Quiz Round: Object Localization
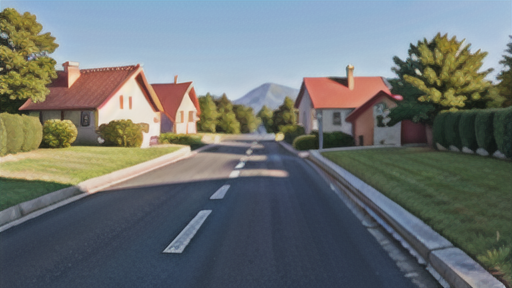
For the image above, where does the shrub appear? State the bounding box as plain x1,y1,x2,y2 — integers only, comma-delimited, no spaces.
21,115,43,152
0,112,24,154
279,125,305,144
433,112,449,149
444,112,462,150
97,120,144,147
323,131,355,148
293,135,317,150
0,117,6,156
41,119,78,148
159,133,202,146
493,107,512,158
458,110,479,151
475,109,498,154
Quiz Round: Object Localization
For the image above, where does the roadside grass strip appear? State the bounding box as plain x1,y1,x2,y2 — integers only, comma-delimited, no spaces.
210,184,230,200
163,210,212,253
321,147,512,285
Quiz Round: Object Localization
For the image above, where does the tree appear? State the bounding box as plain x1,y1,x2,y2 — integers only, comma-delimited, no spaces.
214,94,240,134
233,104,260,133
0,8,59,114
257,105,274,133
388,33,504,126
271,96,297,132
197,93,218,133
496,35,512,107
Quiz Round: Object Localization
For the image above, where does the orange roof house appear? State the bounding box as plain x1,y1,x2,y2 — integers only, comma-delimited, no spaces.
20,61,164,147
152,76,201,134
295,65,402,147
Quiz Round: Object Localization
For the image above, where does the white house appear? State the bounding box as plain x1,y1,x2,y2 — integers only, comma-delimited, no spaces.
19,61,164,148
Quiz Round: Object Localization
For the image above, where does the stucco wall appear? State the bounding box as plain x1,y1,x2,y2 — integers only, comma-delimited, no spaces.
98,77,160,148
321,109,354,136
352,96,399,146
174,91,198,134
353,107,374,146
298,90,313,134
37,110,99,145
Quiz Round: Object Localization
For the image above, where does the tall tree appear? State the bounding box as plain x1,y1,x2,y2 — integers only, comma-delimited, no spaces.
214,94,240,134
0,8,59,114
257,105,274,133
271,96,297,132
197,93,218,133
496,35,512,107
388,33,504,126
233,104,259,133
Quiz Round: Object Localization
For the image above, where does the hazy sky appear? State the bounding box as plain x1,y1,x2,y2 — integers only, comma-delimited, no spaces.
2,0,511,101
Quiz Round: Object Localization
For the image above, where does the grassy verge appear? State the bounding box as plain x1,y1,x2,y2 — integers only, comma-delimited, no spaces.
0,146,182,210
322,147,512,285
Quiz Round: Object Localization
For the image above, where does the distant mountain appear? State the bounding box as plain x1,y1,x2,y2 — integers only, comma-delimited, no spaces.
233,83,299,113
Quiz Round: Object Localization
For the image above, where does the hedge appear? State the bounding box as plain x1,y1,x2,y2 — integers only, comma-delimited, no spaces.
279,125,305,144
293,135,317,150
0,112,24,154
493,106,512,158
458,110,479,151
0,117,7,156
444,112,462,150
323,131,355,148
41,119,78,148
433,112,449,149
475,109,498,154
21,115,43,152
97,119,144,147
159,133,202,146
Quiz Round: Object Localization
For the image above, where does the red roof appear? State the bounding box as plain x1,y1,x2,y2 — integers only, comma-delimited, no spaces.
151,82,201,122
19,65,162,111
345,90,402,122
295,77,392,109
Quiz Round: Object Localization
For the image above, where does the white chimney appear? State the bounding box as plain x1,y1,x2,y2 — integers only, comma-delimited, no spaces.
346,64,354,90
63,61,80,88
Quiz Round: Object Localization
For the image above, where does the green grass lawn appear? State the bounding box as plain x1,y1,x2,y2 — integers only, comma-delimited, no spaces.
322,147,512,285
0,145,182,210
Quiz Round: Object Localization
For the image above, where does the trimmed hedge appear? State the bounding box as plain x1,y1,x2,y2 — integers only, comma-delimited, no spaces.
444,112,462,150
475,109,498,154
42,119,78,148
279,124,305,144
97,119,144,147
323,131,355,148
458,110,479,151
0,117,6,156
493,106,512,158
159,133,202,145
433,112,449,149
293,135,317,150
0,112,24,154
21,115,43,152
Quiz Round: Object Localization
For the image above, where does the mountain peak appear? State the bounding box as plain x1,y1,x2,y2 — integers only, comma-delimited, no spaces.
233,83,299,112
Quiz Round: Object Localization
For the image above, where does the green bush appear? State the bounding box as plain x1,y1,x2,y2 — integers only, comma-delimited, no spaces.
433,112,449,149
159,133,203,146
458,110,478,151
0,117,7,156
41,119,78,148
279,125,305,144
20,115,42,152
0,112,24,154
493,107,512,158
475,109,498,154
293,135,317,150
323,131,355,148
444,112,462,150
97,119,144,147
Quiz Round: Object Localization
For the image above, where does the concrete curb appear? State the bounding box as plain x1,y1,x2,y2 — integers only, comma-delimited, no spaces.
305,149,504,288
0,145,216,231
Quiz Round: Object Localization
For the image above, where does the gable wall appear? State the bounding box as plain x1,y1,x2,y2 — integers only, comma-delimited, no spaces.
298,90,313,134
175,91,198,134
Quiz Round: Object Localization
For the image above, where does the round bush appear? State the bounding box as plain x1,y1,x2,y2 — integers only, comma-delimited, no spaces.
0,112,24,154
42,119,78,148
458,110,478,151
293,135,318,151
21,115,43,152
493,107,512,158
279,124,305,144
432,112,449,149
97,119,144,147
0,117,7,156
444,112,462,150
475,109,498,154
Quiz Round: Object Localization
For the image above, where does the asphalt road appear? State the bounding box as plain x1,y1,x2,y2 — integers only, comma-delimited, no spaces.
0,140,420,288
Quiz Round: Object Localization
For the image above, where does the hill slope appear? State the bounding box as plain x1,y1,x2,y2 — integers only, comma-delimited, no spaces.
233,83,299,113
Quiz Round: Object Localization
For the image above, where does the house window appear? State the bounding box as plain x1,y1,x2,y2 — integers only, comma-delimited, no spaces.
129,97,132,109
188,111,194,122
120,96,124,109
333,112,341,125
81,111,90,127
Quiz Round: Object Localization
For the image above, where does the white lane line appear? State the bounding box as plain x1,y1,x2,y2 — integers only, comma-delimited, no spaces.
246,149,253,155
229,170,240,178
235,161,245,169
210,184,230,200
163,210,212,253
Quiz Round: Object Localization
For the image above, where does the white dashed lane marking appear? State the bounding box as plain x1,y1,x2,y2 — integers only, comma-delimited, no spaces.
229,170,240,178
235,161,245,169
210,184,230,200
163,210,212,254
246,149,253,155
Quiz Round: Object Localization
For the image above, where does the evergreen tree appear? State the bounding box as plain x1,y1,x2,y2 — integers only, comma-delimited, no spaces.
214,94,240,134
233,104,260,133
0,8,59,114
197,93,218,133
497,35,512,107
271,96,297,132
257,105,274,133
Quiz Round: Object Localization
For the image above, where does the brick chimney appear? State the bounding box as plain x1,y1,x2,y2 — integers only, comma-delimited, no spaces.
174,75,178,84
346,64,354,90
63,61,80,88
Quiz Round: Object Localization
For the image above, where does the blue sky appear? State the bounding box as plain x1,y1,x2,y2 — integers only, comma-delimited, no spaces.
2,0,511,101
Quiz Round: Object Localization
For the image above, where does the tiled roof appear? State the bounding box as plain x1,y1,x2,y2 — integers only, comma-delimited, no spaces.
345,90,402,122
20,65,140,110
151,82,201,122
295,77,392,109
